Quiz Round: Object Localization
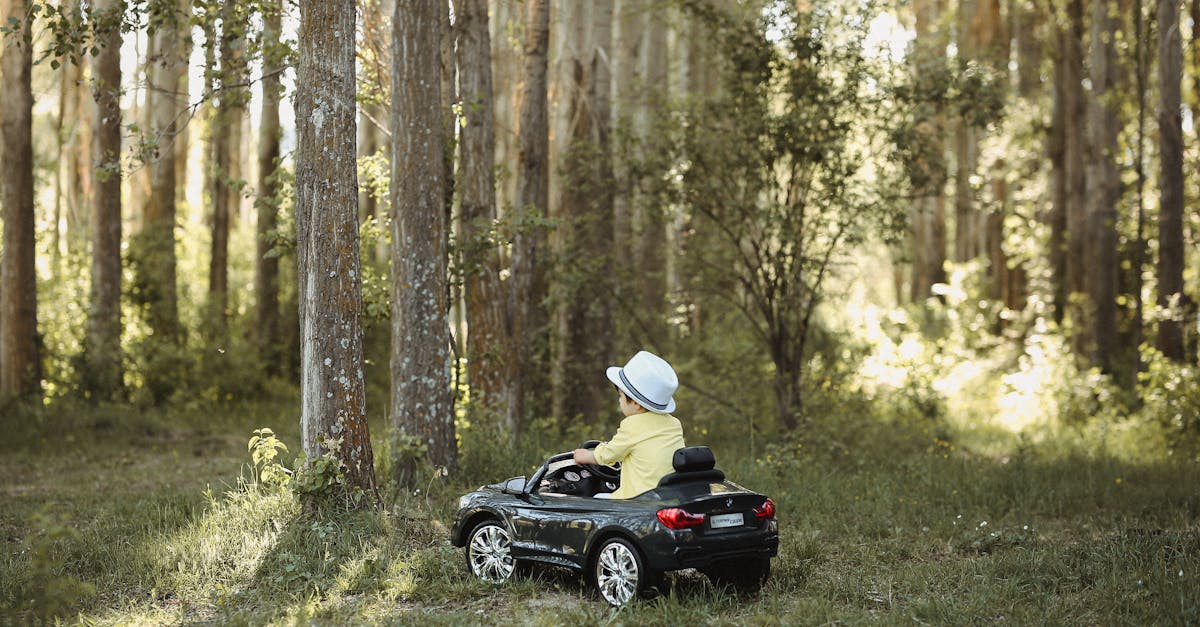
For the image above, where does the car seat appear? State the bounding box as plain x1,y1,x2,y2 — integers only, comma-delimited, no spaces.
657,446,726,486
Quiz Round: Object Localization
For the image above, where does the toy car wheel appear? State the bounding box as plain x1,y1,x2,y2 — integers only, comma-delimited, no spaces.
466,520,517,584
704,557,770,594
592,537,649,606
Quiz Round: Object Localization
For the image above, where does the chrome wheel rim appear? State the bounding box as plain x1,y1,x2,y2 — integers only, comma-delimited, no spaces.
468,524,515,583
596,542,639,606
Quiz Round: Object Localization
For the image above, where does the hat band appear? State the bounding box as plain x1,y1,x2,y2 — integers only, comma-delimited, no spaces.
619,370,669,411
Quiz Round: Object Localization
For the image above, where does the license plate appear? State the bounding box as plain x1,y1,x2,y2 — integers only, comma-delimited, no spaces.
710,512,744,529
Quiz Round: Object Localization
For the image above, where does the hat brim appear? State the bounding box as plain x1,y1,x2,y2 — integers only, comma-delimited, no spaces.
606,366,676,414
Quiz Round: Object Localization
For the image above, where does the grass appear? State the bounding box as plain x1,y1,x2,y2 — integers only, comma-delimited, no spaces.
1,395,1198,625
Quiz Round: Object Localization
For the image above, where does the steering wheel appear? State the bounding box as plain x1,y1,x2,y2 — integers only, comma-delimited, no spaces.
580,440,621,482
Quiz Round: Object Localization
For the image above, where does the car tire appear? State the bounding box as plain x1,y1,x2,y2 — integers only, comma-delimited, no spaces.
465,520,518,584
703,557,770,594
592,537,654,606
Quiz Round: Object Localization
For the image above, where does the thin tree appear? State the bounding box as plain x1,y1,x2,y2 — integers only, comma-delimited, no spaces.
456,0,509,412
392,0,457,474
127,2,182,402
508,0,550,439
553,0,617,422
81,0,124,400
1085,0,1121,372
1157,0,1185,361
209,0,249,331
0,0,39,400
255,0,284,373
295,0,378,498
907,0,948,302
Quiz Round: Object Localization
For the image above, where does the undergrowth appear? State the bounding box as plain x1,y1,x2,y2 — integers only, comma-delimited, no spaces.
1,392,1197,625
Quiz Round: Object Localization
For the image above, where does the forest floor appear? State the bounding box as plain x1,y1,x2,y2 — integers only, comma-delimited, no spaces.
1,397,1199,625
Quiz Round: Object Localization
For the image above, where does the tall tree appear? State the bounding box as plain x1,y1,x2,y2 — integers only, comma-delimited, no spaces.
1048,0,1088,344
1085,0,1121,372
296,0,378,497
508,0,550,438
57,0,92,257
0,0,39,400
128,1,183,402
553,0,617,422
209,0,249,330
952,0,981,263
82,0,124,400
392,0,457,473
489,0,520,211
456,0,509,412
907,0,948,302
255,0,284,373
637,3,670,319
1156,0,1185,361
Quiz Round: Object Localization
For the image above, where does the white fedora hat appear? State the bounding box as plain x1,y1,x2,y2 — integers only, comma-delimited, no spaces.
606,350,678,414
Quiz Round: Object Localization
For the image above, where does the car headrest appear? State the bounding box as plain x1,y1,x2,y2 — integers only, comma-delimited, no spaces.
672,446,716,472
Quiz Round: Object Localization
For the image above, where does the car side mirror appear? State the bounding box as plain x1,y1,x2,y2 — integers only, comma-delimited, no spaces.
501,476,527,494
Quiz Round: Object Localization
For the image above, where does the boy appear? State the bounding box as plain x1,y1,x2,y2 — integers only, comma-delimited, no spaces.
573,350,685,498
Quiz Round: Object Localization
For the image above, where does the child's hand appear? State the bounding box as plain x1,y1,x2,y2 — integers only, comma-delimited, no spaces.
573,448,598,465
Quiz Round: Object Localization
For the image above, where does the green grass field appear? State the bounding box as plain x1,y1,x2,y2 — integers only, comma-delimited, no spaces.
2,397,1198,625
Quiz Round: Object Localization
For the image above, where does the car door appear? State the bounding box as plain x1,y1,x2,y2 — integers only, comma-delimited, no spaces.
510,493,602,568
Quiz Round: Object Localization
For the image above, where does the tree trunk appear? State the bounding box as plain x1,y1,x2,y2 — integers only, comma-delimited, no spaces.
296,0,378,498
82,0,124,400
1013,0,1044,96
640,4,671,328
490,0,520,213
210,1,249,330
456,0,509,412
392,0,457,474
553,0,617,422
953,0,980,263
1192,0,1200,362
57,0,92,257
256,0,284,374
127,3,182,403
908,0,947,301
1063,0,1089,357
1157,0,1185,361
0,0,39,400
1085,0,1121,372
509,0,551,439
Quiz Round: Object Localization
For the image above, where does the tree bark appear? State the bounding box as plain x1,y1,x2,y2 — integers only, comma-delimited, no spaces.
1157,0,1185,361
210,1,249,330
126,2,182,402
490,0,520,213
256,0,284,374
82,0,124,400
57,0,92,257
509,0,551,438
553,0,617,422
1063,0,1089,356
1013,0,1044,96
456,0,509,411
392,0,457,473
640,3,671,324
908,0,947,301
1084,0,1121,372
296,0,378,497
0,0,39,400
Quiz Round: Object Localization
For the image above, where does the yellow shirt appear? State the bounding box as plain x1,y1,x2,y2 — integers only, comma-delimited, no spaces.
593,412,685,498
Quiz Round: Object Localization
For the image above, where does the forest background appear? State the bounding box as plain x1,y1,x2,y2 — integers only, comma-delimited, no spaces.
1,0,1199,623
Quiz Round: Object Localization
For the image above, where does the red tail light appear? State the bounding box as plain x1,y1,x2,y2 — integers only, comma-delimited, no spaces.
753,498,776,520
657,507,706,530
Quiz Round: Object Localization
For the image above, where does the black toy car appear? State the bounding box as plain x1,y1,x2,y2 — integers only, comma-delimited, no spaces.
450,444,779,606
